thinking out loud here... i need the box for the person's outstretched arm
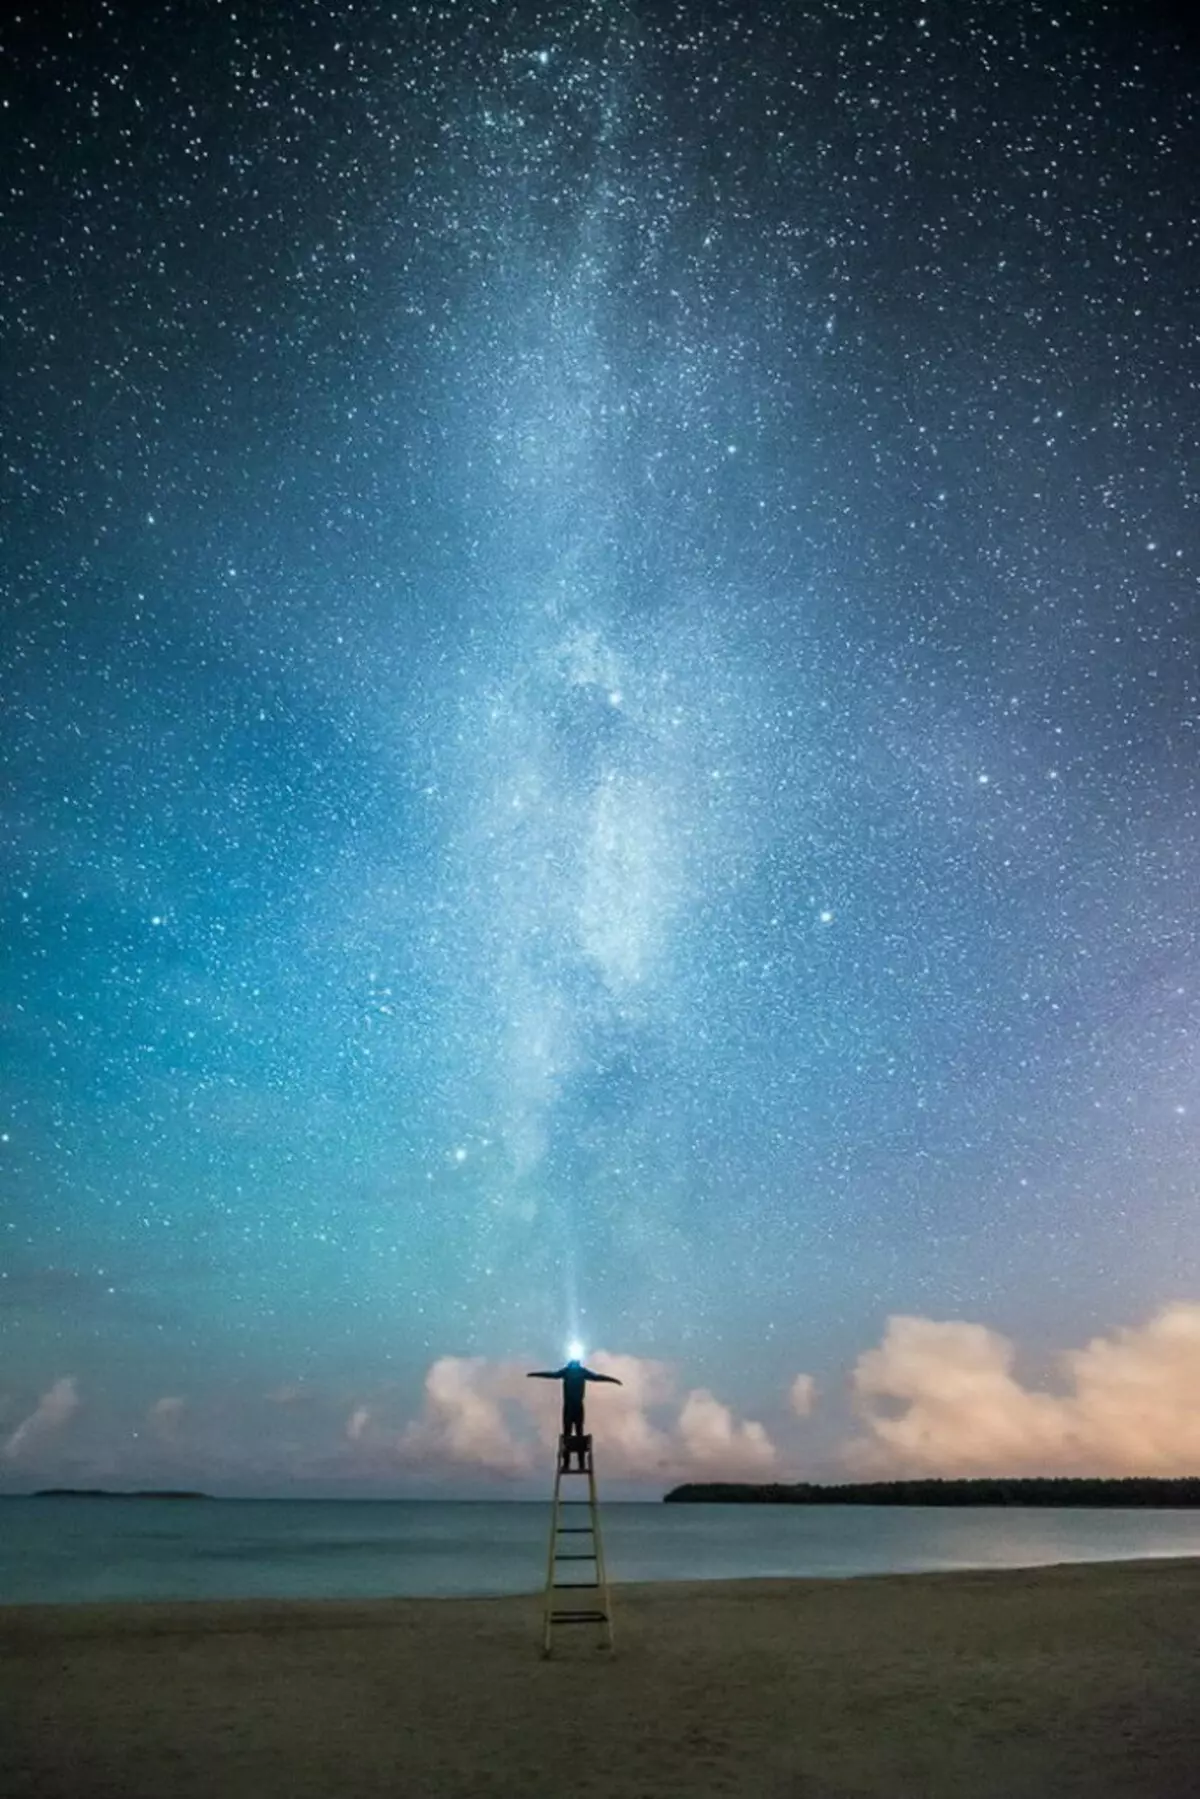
[526,1368,566,1379]
[581,1368,622,1385]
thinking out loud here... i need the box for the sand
[2,1558,1197,1798]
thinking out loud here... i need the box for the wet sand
[2,1558,1196,1797]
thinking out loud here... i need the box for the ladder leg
[587,1446,614,1651]
[542,1442,564,1657]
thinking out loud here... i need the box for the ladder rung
[554,1552,597,1561]
[550,1610,608,1623]
[556,1526,592,1533]
[553,1581,600,1589]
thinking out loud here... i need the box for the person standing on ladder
[527,1356,622,1469]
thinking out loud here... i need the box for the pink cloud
[849,1304,1200,1476]
[399,1357,535,1476]
[677,1389,776,1473]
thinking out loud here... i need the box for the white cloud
[147,1396,185,1440]
[677,1388,776,1473]
[345,1405,370,1444]
[3,1376,81,1462]
[400,1357,534,1476]
[790,1373,816,1417]
[848,1305,1200,1476]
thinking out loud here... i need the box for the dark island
[32,1488,211,1500]
[664,1477,1200,1508]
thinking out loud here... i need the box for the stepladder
[541,1432,614,1656]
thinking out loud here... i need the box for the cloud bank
[4,1305,1198,1489]
[848,1304,1200,1476]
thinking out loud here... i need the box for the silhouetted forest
[29,1489,210,1500]
[663,1477,1200,1508]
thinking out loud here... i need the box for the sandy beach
[2,1558,1196,1798]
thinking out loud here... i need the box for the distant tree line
[663,1477,1200,1508]
[30,1488,210,1500]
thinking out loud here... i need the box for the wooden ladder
[541,1433,614,1656]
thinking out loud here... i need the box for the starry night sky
[2,0,1198,1493]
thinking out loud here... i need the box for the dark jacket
[526,1361,622,1414]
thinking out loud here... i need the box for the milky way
[2,2,1197,1489]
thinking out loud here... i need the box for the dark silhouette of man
[527,1358,622,1469]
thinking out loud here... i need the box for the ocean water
[2,1499,1199,1605]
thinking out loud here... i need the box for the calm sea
[2,1499,1199,1605]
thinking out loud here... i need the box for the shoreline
[2,1548,1199,1620]
[2,1548,1198,1619]
[3,1559,1197,1796]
